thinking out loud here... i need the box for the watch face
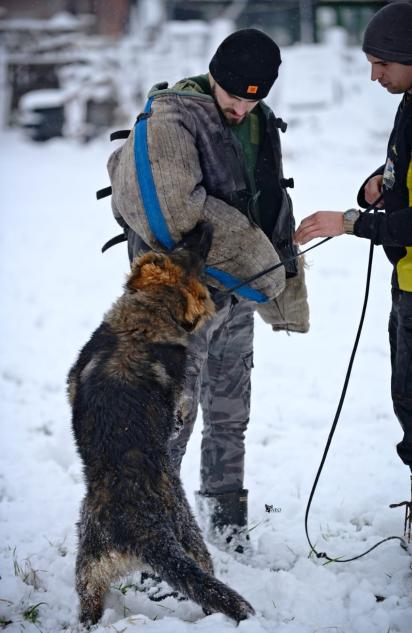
[343,209,359,234]
[345,209,358,221]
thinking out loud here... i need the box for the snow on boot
[195,489,252,556]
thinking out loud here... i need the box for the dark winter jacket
[107,80,309,332]
[356,92,412,291]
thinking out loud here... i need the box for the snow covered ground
[1,37,412,633]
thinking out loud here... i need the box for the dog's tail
[141,529,254,622]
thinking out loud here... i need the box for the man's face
[366,53,412,94]
[209,75,259,125]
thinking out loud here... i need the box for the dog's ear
[181,281,215,331]
[130,252,165,276]
[127,252,180,291]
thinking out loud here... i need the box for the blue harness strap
[133,97,268,303]
[134,97,174,249]
[204,267,267,302]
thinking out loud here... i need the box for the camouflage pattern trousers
[170,294,255,494]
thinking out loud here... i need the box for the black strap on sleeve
[96,186,112,200]
[110,129,130,141]
[280,177,294,189]
[101,231,128,253]
[274,117,287,133]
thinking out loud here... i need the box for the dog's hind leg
[75,550,113,626]
[75,500,129,626]
[75,500,112,625]
[76,547,140,626]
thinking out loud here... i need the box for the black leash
[223,195,407,561]
[218,199,380,297]
[303,195,407,562]
[305,238,406,562]
[219,236,333,297]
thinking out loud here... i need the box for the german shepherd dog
[68,222,254,625]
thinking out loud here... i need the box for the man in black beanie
[208,28,281,122]
[107,28,309,556]
[294,1,412,538]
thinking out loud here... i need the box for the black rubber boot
[195,489,250,554]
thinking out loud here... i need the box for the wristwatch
[343,208,360,235]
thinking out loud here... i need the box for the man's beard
[222,109,245,125]
[211,84,245,125]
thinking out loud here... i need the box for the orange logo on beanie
[247,85,258,94]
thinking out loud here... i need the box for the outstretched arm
[294,211,344,245]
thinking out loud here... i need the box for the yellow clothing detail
[396,154,412,291]
[408,152,412,196]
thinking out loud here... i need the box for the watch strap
[343,208,360,235]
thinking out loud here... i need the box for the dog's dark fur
[68,222,254,625]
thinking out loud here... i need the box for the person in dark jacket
[107,29,309,554]
[294,2,412,535]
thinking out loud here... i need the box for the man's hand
[364,174,384,207]
[294,211,344,245]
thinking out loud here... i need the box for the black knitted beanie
[209,28,281,100]
[362,2,412,64]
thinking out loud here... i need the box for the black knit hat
[209,28,281,100]
[362,2,412,64]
